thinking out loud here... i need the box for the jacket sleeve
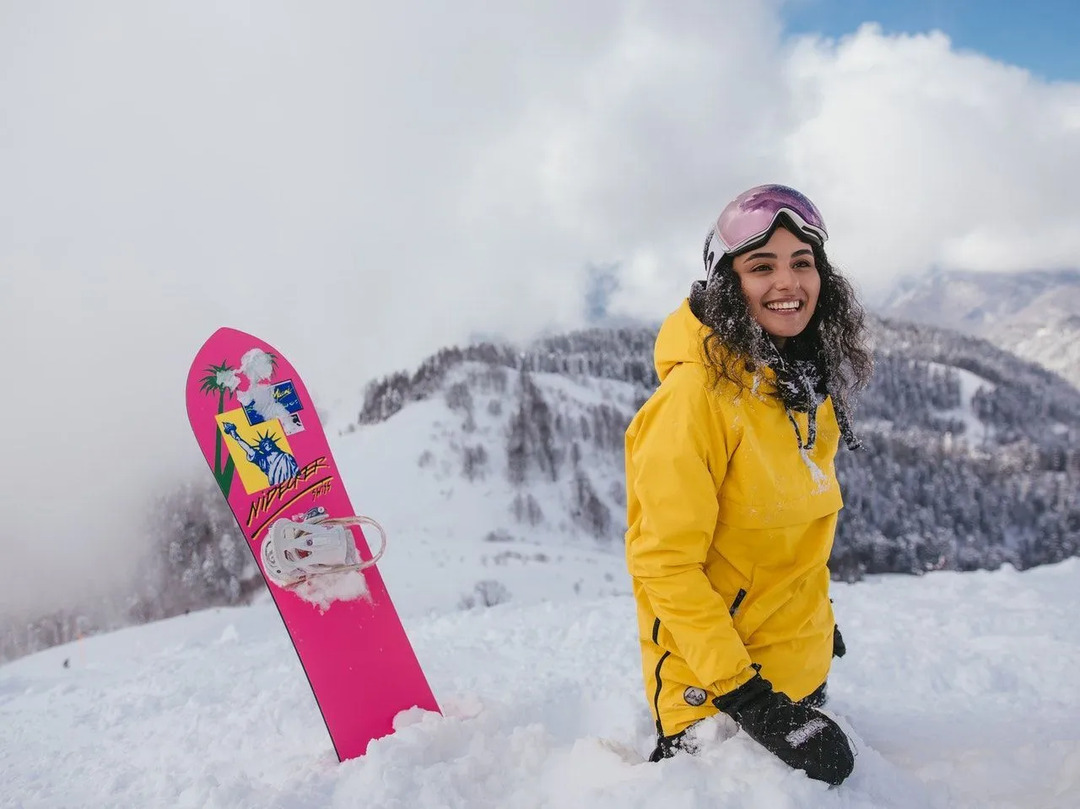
[625,366,754,694]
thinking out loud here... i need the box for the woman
[624,184,872,786]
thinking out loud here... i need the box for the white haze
[2,1,1079,618]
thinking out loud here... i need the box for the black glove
[713,673,854,786]
[799,681,828,708]
[833,624,846,658]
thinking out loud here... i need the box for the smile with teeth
[765,300,803,312]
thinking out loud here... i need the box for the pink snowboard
[185,327,439,760]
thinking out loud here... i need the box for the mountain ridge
[878,267,1080,389]
[352,315,1080,583]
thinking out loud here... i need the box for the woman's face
[731,227,821,348]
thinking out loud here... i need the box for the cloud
[2,4,1077,619]
[780,24,1080,299]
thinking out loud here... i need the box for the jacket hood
[652,298,862,451]
[654,298,711,383]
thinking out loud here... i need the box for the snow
[236,349,304,436]
[288,566,373,611]
[2,559,1079,808]
[333,370,633,616]
[926,361,996,445]
[239,348,276,385]
[217,368,241,391]
[799,445,829,490]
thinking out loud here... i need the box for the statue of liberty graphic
[221,422,299,486]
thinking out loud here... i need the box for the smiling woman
[731,229,822,349]
[624,184,873,785]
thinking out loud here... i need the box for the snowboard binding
[261,506,387,588]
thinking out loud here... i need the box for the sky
[784,0,1080,82]
[2,0,1080,619]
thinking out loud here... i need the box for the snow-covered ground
[3,558,1078,808]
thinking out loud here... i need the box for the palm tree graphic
[199,360,238,497]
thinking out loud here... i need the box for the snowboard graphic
[185,327,439,760]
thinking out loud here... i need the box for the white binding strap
[320,515,387,570]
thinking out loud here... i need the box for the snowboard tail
[185,327,439,760]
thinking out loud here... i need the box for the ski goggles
[705,184,828,273]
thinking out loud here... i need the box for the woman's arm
[626,366,755,694]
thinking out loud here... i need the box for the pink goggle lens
[714,184,828,256]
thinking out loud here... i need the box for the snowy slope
[879,269,1080,389]
[333,362,637,617]
[2,560,1078,808]
[924,361,996,445]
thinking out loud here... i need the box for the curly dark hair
[688,219,874,416]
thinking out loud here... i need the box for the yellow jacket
[625,299,843,736]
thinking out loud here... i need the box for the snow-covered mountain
[348,320,1080,590]
[5,317,1079,664]
[878,269,1080,389]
